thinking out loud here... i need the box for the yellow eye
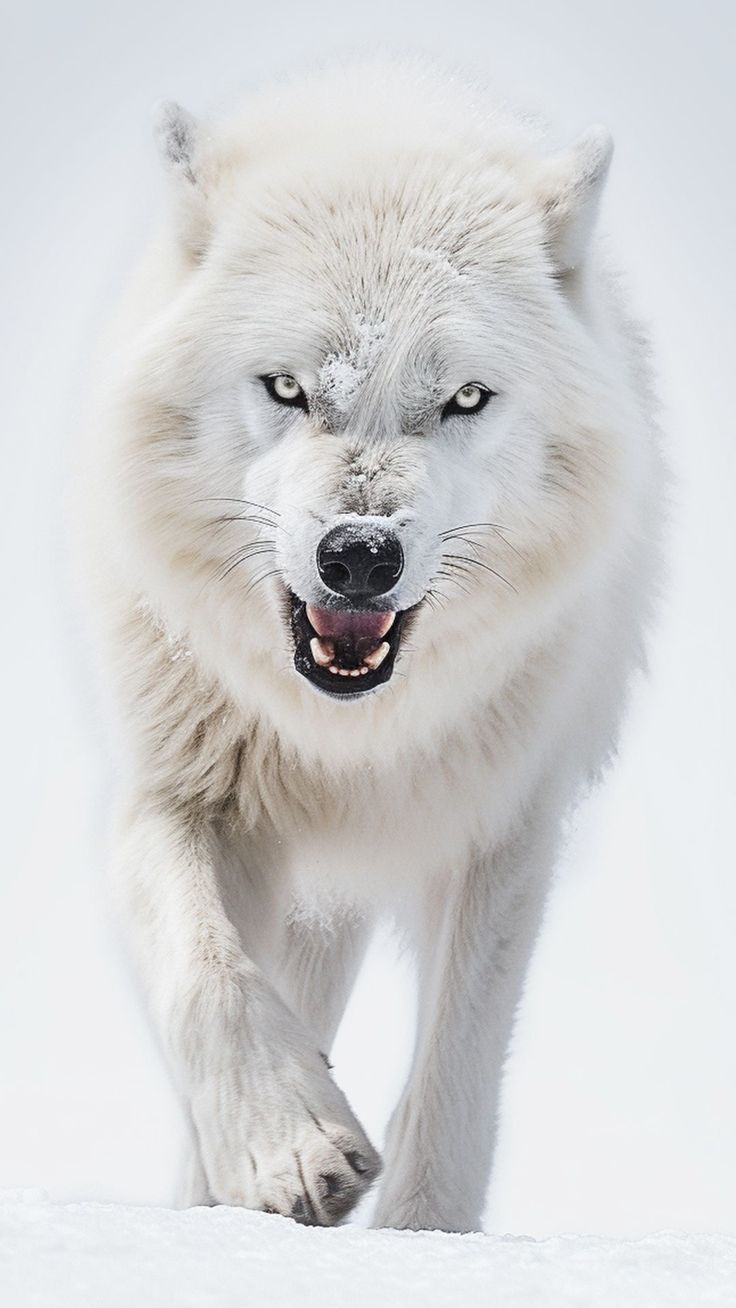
[273,374,300,400]
[262,373,308,409]
[455,385,482,409]
[442,382,495,420]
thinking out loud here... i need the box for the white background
[1,0,734,1237]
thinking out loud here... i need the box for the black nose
[316,524,404,600]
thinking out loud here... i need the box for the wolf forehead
[233,165,542,343]
[153,72,612,418]
[246,206,506,420]
[224,169,541,428]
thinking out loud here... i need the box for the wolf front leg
[373,815,555,1233]
[276,910,373,1053]
[111,797,380,1223]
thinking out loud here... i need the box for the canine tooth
[310,636,334,667]
[362,640,390,670]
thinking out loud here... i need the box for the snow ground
[1,1194,735,1308]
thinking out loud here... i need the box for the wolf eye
[261,373,308,410]
[442,383,495,420]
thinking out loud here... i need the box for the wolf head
[111,65,639,723]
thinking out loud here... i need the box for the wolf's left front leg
[373,815,555,1232]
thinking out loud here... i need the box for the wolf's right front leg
[110,798,380,1223]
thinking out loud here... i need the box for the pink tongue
[306,605,394,641]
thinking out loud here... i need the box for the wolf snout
[316,523,404,601]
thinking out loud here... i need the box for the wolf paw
[191,1048,381,1225]
[257,1123,381,1225]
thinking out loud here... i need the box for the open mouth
[289,594,410,697]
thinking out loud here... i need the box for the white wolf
[79,61,663,1232]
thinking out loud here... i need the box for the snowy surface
[1,1194,735,1308]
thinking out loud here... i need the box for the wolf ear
[152,100,213,259]
[537,126,613,274]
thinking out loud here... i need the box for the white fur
[77,60,664,1232]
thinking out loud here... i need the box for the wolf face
[113,71,631,716]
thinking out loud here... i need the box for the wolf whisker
[441,552,517,593]
[439,521,510,537]
[244,566,283,598]
[196,495,281,514]
[214,541,281,583]
[435,568,472,598]
[210,514,287,534]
